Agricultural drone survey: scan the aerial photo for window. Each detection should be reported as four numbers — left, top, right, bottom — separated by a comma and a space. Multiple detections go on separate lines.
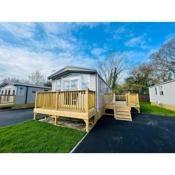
63, 80, 70, 90
63, 79, 78, 90
5, 90, 7, 95
155, 87, 157, 95
56, 80, 61, 91
32, 91, 36, 93
1, 90, 4, 95
81, 75, 89, 89
8, 89, 11, 95
12, 90, 15, 95
70, 79, 78, 90
159, 86, 164, 96
18, 87, 24, 96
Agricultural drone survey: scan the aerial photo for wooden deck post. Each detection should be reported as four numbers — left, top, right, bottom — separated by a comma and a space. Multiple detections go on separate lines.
54, 116, 57, 125
113, 93, 115, 103
33, 113, 36, 120
35, 92, 38, 109
84, 119, 89, 132
34, 92, 38, 120
85, 90, 89, 113
56, 92, 58, 110
126, 92, 130, 106
93, 113, 98, 124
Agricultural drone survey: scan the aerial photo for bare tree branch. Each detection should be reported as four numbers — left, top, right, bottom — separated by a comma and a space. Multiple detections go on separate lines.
98, 52, 125, 89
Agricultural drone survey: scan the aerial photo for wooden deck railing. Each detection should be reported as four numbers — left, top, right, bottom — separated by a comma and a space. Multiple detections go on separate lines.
126, 93, 139, 107
103, 93, 115, 104
104, 92, 139, 107
0, 95, 15, 104
35, 90, 96, 113
115, 95, 126, 101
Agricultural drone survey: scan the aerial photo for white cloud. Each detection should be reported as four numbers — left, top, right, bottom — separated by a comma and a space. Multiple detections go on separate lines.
0, 42, 97, 82
42, 23, 76, 36
125, 35, 146, 48
0, 23, 36, 39
0, 23, 79, 51
113, 24, 134, 40
91, 47, 104, 57
115, 26, 126, 35
0, 23, 100, 83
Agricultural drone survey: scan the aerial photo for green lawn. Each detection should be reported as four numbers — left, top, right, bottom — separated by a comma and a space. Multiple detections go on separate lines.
0, 121, 85, 153
140, 102, 175, 116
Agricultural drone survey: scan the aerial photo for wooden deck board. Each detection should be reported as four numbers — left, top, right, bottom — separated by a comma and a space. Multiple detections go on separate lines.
34, 107, 96, 120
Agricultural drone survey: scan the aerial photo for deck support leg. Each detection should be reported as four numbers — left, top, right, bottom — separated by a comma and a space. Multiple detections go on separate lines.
54, 116, 57, 125
57, 116, 60, 124
34, 113, 36, 120
138, 107, 140, 113
84, 119, 89, 132
94, 113, 98, 124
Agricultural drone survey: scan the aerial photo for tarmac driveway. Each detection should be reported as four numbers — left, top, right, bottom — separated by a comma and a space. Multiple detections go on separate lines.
0, 108, 33, 127
73, 114, 175, 153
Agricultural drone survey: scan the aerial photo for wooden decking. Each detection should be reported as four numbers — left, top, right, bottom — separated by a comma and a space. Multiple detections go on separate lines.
34, 90, 96, 132
103, 93, 140, 121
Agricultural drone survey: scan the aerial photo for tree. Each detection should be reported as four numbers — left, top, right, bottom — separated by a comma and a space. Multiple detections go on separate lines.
28, 71, 46, 85
150, 38, 175, 81
98, 52, 125, 89
44, 80, 52, 87
124, 63, 156, 94
2, 77, 20, 83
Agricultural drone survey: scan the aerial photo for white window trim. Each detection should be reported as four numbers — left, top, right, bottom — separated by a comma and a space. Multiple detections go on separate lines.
80, 74, 90, 90
62, 77, 79, 91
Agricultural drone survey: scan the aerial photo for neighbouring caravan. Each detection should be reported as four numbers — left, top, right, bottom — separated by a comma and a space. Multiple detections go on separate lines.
0, 82, 50, 106
149, 80, 175, 111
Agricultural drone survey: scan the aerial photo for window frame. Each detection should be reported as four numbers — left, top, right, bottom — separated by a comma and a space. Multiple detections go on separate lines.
56, 79, 61, 91
155, 87, 157, 95
18, 87, 25, 96
81, 74, 90, 90
159, 86, 164, 96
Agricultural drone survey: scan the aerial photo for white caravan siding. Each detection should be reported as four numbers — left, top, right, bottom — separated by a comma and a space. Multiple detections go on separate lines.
149, 81, 175, 106
96, 74, 111, 113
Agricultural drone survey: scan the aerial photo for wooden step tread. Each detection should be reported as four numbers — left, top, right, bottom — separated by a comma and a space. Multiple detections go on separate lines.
115, 112, 131, 116
115, 115, 131, 119
115, 109, 130, 112
114, 117, 132, 121
115, 106, 130, 109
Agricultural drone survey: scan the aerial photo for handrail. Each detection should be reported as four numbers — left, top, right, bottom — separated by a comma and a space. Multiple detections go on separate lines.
127, 93, 139, 107
103, 92, 139, 107
35, 90, 96, 112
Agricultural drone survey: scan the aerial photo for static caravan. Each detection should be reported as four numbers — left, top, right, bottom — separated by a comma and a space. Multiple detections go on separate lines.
149, 80, 175, 111
49, 66, 112, 117
34, 66, 112, 131
0, 82, 50, 106
34, 66, 139, 132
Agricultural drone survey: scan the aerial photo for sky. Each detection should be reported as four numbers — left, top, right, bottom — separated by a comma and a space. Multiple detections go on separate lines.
0, 22, 175, 83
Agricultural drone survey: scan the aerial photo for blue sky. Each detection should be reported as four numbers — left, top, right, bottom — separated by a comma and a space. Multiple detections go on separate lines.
0, 22, 175, 82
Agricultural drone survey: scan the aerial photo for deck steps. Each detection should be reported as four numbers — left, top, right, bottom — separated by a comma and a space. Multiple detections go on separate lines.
114, 103, 132, 121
